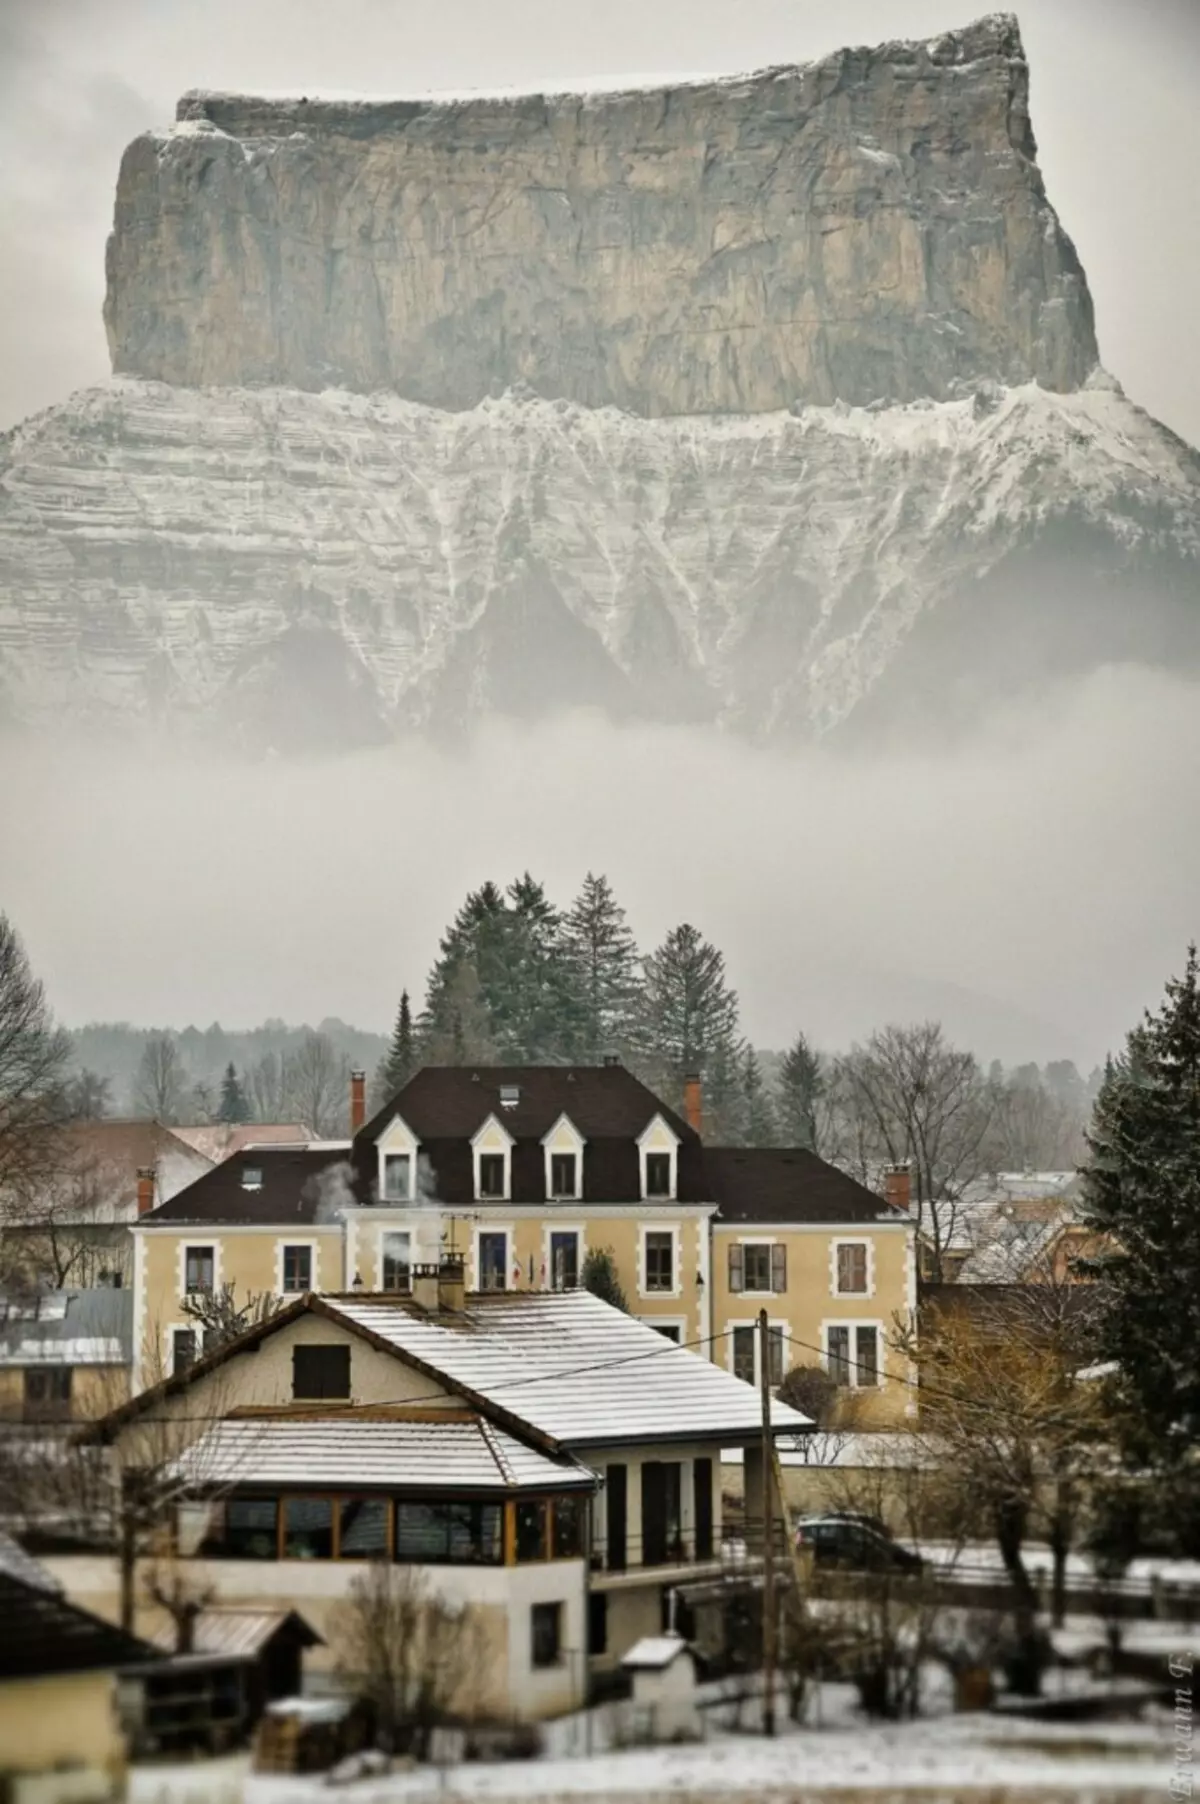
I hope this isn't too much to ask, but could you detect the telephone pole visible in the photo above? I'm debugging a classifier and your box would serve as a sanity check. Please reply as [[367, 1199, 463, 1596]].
[[758, 1306, 776, 1737]]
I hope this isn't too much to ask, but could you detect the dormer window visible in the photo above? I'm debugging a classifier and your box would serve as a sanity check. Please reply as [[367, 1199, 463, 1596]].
[[383, 1153, 412, 1202], [550, 1153, 577, 1199], [241, 1166, 263, 1191], [645, 1154, 671, 1197], [500, 1084, 520, 1110], [478, 1154, 506, 1199]]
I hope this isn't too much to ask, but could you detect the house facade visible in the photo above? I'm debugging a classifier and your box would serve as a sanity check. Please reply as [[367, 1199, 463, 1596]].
[[0, 1289, 134, 1432], [73, 1280, 808, 1721], [130, 1065, 915, 1420]]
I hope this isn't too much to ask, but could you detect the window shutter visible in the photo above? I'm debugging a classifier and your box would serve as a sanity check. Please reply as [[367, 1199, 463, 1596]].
[[728, 1244, 744, 1293], [770, 1244, 787, 1293]]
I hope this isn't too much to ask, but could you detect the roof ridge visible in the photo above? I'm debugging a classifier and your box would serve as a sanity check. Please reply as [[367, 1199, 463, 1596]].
[[477, 1414, 517, 1486]]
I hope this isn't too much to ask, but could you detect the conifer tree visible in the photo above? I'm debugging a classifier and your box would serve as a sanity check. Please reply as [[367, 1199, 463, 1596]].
[[777, 1030, 825, 1150], [217, 1061, 250, 1124], [581, 1246, 629, 1313], [562, 872, 643, 1064], [642, 922, 743, 1136], [1083, 946, 1200, 1463], [739, 1046, 779, 1147], [378, 990, 416, 1097]]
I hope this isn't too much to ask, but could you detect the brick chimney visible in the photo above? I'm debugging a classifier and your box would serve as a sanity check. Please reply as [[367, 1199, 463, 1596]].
[[683, 1072, 703, 1137], [350, 1068, 366, 1133], [883, 1164, 912, 1215], [135, 1166, 156, 1217]]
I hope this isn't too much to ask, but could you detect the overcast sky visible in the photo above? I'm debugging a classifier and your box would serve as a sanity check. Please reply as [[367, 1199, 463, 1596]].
[[0, 0, 1198, 441]]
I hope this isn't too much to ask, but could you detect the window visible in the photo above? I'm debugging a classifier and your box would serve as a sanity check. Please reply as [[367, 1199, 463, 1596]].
[[835, 1243, 869, 1295], [827, 1325, 852, 1387], [728, 1243, 787, 1293], [548, 1230, 579, 1291], [644, 1152, 672, 1197], [184, 1246, 215, 1293], [856, 1325, 880, 1387], [588, 1592, 608, 1656], [732, 1325, 755, 1384], [768, 1325, 785, 1387], [281, 1245, 312, 1293], [394, 1501, 502, 1565], [694, 1458, 714, 1561], [549, 1152, 578, 1198], [381, 1231, 411, 1292], [198, 1497, 278, 1560], [23, 1367, 71, 1421], [478, 1154, 506, 1199], [515, 1499, 548, 1562], [284, 1497, 334, 1559], [642, 1461, 683, 1565], [552, 1494, 585, 1559], [644, 1230, 675, 1293], [339, 1498, 390, 1558], [531, 1602, 562, 1669], [172, 1329, 197, 1375], [650, 1322, 681, 1343], [292, 1343, 350, 1400], [478, 1231, 508, 1292], [383, 1153, 412, 1201], [241, 1166, 263, 1191]]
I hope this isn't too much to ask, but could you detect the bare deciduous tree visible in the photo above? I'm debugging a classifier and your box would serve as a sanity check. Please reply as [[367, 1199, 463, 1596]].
[[286, 1030, 350, 1137], [829, 1024, 994, 1279], [134, 1031, 188, 1124], [332, 1560, 486, 1756], [0, 912, 71, 1212]]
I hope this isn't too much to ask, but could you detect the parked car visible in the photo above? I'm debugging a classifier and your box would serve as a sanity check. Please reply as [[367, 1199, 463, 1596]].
[[794, 1513, 925, 1575]]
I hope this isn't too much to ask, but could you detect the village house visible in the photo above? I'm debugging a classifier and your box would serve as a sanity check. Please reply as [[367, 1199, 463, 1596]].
[[68, 1277, 809, 1722], [128, 1064, 916, 1417], [0, 1287, 134, 1431]]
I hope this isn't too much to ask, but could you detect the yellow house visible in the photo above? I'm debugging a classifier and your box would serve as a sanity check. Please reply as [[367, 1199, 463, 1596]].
[[130, 1065, 914, 1420], [70, 1281, 807, 1721], [0, 1288, 133, 1429]]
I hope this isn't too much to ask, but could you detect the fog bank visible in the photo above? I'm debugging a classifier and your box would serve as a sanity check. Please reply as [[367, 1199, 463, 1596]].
[[1, 664, 1196, 1069]]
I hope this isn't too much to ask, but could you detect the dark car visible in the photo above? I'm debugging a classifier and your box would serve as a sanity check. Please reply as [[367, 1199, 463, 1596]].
[[794, 1513, 925, 1575]]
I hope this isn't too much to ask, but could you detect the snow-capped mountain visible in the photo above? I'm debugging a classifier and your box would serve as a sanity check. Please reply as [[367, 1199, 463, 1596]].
[[1, 371, 1195, 748]]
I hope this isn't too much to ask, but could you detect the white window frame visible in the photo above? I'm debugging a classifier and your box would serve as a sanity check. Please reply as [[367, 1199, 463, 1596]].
[[830, 1236, 875, 1299], [636, 1115, 679, 1202], [725, 1316, 788, 1388], [276, 1238, 319, 1296], [638, 1224, 680, 1300], [474, 1224, 514, 1292], [638, 1315, 687, 1344], [167, 1320, 199, 1377], [378, 1227, 413, 1292], [738, 1238, 777, 1296], [472, 1115, 514, 1203], [381, 1151, 414, 1204], [375, 1113, 419, 1204], [177, 1239, 221, 1302], [822, 1318, 886, 1389], [541, 1114, 585, 1201], [543, 1223, 585, 1291]]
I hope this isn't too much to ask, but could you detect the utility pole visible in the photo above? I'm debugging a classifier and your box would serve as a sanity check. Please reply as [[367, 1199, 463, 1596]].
[[758, 1306, 776, 1737]]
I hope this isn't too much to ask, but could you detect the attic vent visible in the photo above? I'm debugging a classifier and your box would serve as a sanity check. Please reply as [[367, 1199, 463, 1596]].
[[242, 1166, 263, 1191], [602, 1055, 621, 1068], [499, 1084, 520, 1109]]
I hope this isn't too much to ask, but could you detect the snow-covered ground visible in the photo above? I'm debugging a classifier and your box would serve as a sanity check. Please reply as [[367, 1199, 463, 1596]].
[[919, 1541, 1200, 1589]]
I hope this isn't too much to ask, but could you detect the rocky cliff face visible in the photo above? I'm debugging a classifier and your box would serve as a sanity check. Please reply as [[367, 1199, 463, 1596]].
[[2, 374, 1196, 750], [105, 13, 1096, 415]]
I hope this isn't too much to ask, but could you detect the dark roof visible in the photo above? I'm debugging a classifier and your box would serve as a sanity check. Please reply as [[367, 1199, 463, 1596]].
[[143, 1147, 350, 1224], [0, 1571, 157, 1681], [705, 1147, 901, 1225], [360, 1064, 697, 1147], [0, 1287, 133, 1363]]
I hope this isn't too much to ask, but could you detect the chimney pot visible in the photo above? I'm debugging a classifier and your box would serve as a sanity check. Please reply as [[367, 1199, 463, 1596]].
[[438, 1254, 466, 1313], [350, 1068, 367, 1134], [883, 1164, 912, 1215], [135, 1166, 156, 1216], [683, 1072, 703, 1137]]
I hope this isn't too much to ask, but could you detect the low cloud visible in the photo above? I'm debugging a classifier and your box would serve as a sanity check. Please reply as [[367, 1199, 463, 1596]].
[[0, 663, 1196, 1069]]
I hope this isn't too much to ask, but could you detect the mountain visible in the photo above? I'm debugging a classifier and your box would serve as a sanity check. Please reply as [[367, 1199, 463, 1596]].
[[0, 14, 1196, 749]]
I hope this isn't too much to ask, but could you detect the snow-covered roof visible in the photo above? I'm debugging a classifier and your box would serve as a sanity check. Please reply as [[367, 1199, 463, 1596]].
[[331, 1290, 810, 1449], [0, 1530, 60, 1593], [621, 1633, 693, 1671], [168, 1413, 594, 1492], [0, 1289, 132, 1366], [151, 1607, 321, 1658]]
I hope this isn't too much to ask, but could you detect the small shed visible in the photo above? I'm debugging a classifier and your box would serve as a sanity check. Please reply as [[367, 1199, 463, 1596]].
[[151, 1606, 322, 1720], [620, 1633, 700, 1742]]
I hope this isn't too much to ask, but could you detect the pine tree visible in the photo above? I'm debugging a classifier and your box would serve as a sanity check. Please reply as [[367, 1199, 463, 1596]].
[[1083, 946, 1200, 1461], [777, 1030, 825, 1150], [739, 1047, 779, 1147], [217, 1061, 250, 1124], [581, 1246, 629, 1313], [641, 922, 743, 1136], [378, 991, 416, 1098], [562, 872, 642, 1064]]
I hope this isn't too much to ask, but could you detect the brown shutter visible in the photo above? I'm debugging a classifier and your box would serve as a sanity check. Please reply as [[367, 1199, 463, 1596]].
[[770, 1244, 787, 1293], [728, 1243, 744, 1293]]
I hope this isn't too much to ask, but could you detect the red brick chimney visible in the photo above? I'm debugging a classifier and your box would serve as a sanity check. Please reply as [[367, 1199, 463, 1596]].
[[135, 1166, 156, 1216], [683, 1072, 703, 1137], [350, 1068, 367, 1134], [883, 1164, 912, 1214]]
